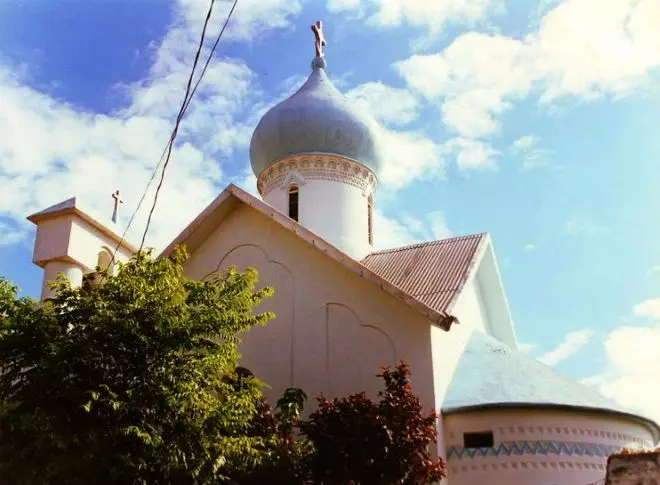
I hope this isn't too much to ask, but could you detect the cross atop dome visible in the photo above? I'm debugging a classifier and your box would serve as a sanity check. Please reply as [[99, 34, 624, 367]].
[[311, 20, 326, 58]]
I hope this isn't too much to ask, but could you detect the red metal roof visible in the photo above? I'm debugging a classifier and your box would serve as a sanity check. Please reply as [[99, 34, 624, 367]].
[[361, 233, 487, 314]]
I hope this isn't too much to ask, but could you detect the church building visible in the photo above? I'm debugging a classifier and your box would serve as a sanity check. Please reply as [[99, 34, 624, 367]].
[[27, 24, 658, 485]]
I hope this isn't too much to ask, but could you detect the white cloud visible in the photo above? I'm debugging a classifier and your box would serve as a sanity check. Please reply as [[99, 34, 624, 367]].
[[562, 220, 607, 236], [0, 0, 300, 251], [395, 0, 660, 144], [177, 0, 302, 42], [509, 135, 553, 170], [373, 209, 451, 250], [0, 219, 25, 246], [518, 342, 537, 353], [647, 265, 660, 276], [633, 298, 660, 320], [343, 80, 443, 188], [534, 0, 660, 103], [395, 33, 533, 139], [524, 243, 536, 252], [510, 135, 538, 154], [346, 82, 420, 126], [327, 0, 496, 37], [378, 127, 444, 187], [538, 329, 595, 366], [443, 137, 499, 172], [585, 323, 660, 424]]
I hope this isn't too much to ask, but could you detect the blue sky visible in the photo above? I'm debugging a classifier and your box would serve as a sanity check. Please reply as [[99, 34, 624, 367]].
[[1, 0, 659, 421]]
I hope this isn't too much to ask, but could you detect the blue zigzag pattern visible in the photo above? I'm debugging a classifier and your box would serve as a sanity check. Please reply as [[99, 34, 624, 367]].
[[447, 440, 621, 460]]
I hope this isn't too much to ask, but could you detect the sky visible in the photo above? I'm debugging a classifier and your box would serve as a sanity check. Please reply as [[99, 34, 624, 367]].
[[1, 0, 660, 425]]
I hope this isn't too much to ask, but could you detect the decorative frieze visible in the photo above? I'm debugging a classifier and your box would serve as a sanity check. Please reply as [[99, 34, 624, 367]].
[[491, 426, 648, 444], [450, 459, 606, 475], [447, 440, 627, 460], [257, 154, 378, 196]]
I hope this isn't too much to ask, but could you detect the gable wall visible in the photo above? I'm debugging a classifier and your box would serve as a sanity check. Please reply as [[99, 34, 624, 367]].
[[183, 204, 437, 412], [431, 249, 509, 466]]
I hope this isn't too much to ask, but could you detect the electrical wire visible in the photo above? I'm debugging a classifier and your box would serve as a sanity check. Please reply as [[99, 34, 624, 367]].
[[104, 0, 238, 271]]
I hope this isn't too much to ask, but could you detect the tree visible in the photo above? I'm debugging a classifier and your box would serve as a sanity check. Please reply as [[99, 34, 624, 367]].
[[299, 362, 446, 484], [0, 248, 276, 484]]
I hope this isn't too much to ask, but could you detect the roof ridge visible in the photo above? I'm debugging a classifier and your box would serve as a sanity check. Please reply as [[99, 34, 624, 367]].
[[366, 232, 487, 257]]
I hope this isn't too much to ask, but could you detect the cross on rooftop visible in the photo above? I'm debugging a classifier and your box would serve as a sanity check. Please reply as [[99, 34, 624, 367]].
[[311, 20, 326, 58], [111, 190, 123, 223]]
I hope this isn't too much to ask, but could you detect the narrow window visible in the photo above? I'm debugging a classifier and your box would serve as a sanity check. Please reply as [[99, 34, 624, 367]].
[[367, 195, 373, 245], [463, 431, 494, 449], [288, 185, 299, 221]]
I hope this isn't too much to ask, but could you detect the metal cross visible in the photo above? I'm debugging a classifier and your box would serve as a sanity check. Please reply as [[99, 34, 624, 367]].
[[111, 190, 123, 223], [311, 20, 326, 58]]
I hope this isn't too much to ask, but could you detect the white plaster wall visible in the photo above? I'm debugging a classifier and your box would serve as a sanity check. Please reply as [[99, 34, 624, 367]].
[[33, 214, 134, 300], [477, 243, 517, 348], [32, 216, 73, 265], [451, 278, 490, 334], [263, 175, 373, 261], [443, 409, 655, 485], [67, 218, 132, 271], [41, 260, 84, 299], [183, 204, 435, 413]]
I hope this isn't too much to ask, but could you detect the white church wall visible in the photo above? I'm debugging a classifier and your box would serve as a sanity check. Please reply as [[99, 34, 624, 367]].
[[451, 277, 491, 334], [32, 213, 133, 299], [263, 174, 373, 261], [431, 322, 475, 468], [183, 203, 436, 412], [443, 408, 655, 485], [67, 218, 133, 271], [32, 215, 73, 265], [476, 243, 517, 348]]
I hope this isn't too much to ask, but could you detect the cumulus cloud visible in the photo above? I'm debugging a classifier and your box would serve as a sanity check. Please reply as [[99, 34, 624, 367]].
[[394, 0, 660, 153], [518, 342, 538, 353], [395, 33, 533, 139], [585, 323, 660, 424], [374, 209, 451, 250], [538, 329, 595, 366], [633, 298, 660, 320], [344, 80, 444, 188], [647, 265, 660, 276], [327, 0, 496, 37], [0, 0, 300, 251], [346, 82, 420, 126], [443, 137, 499, 172], [509, 135, 553, 170]]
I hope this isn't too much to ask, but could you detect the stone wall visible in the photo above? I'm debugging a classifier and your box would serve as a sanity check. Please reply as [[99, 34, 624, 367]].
[[606, 450, 660, 485]]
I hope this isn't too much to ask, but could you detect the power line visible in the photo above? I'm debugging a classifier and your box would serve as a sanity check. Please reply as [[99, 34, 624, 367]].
[[105, 0, 239, 270]]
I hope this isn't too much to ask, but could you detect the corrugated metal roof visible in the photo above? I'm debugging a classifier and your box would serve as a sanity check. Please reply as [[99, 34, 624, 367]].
[[361, 233, 487, 314]]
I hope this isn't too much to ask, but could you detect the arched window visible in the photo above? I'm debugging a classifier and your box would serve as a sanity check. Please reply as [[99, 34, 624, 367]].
[[368, 194, 373, 245], [97, 249, 113, 274], [288, 184, 299, 222]]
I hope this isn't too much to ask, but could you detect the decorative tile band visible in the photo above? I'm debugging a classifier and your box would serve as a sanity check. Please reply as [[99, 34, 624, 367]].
[[447, 440, 623, 460], [257, 154, 377, 196]]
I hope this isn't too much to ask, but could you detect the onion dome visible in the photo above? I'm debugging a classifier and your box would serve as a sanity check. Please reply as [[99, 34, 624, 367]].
[[249, 57, 383, 177]]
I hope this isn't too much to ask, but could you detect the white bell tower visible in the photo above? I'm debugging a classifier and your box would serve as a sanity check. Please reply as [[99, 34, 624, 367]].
[[248, 23, 383, 260], [27, 196, 136, 300]]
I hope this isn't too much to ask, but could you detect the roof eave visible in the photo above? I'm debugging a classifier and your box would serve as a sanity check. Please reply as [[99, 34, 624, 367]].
[[27, 203, 138, 254], [160, 184, 458, 332], [442, 402, 660, 443]]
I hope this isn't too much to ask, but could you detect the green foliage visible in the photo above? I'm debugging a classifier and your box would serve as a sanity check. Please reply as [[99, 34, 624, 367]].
[[0, 248, 276, 484], [0, 253, 446, 484], [232, 387, 313, 485], [299, 362, 446, 485]]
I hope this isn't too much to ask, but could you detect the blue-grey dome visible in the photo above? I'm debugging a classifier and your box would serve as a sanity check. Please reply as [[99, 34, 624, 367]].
[[249, 58, 383, 177]]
